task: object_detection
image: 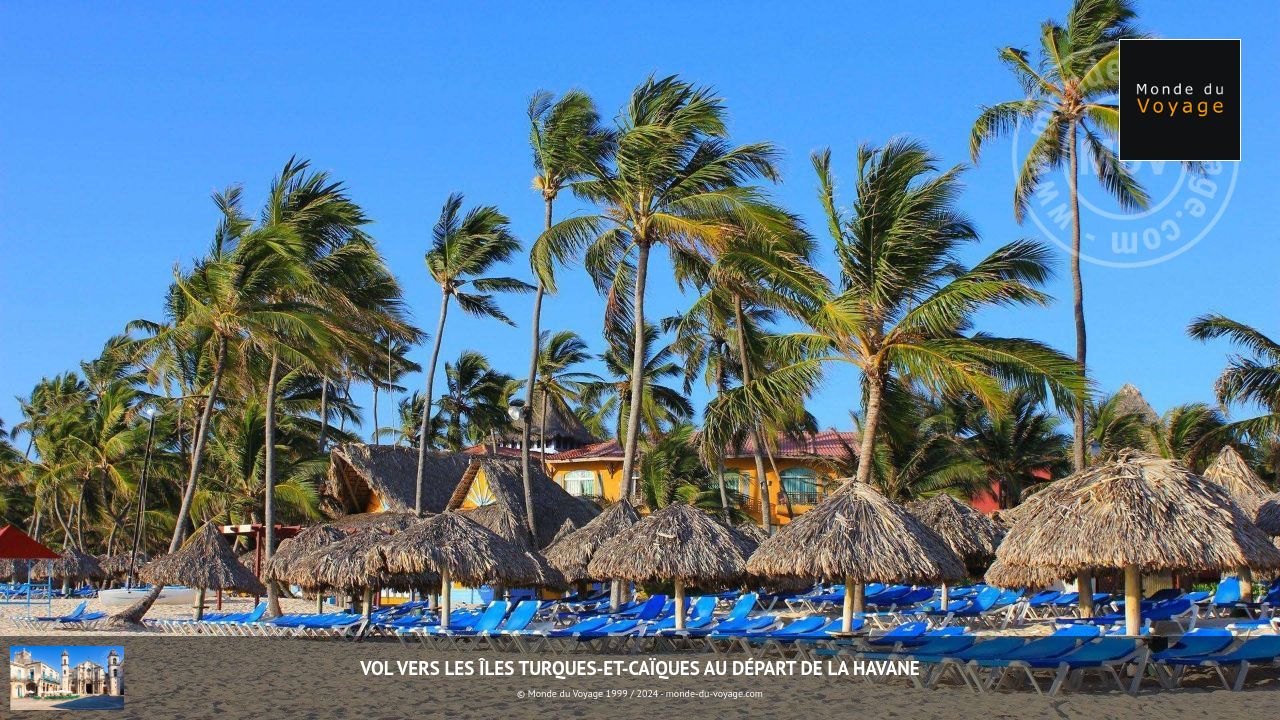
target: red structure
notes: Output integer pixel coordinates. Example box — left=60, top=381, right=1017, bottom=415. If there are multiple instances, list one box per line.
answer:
left=218, top=523, right=302, bottom=609
left=0, top=525, right=59, bottom=560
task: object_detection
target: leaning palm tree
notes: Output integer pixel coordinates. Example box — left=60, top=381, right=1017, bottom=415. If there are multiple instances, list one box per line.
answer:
left=534, top=75, right=786, bottom=500
left=971, top=0, right=1147, bottom=471
left=705, top=139, right=1087, bottom=493
left=1188, top=314, right=1280, bottom=441
left=414, top=194, right=532, bottom=514
left=520, top=90, right=613, bottom=538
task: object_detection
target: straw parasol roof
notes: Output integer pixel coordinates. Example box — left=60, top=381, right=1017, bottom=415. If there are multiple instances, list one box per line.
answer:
left=367, top=511, right=541, bottom=587
left=543, top=500, right=640, bottom=583
left=100, top=552, right=149, bottom=580
left=140, top=523, right=266, bottom=594
left=985, top=557, right=1073, bottom=589
left=0, top=558, right=28, bottom=581
left=587, top=503, right=751, bottom=586
left=262, top=523, right=347, bottom=584
left=990, top=451, right=1280, bottom=582
left=549, top=518, right=580, bottom=544
left=907, top=493, right=1004, bottom=563
left=329, top=511, right=420, bottom=532
left=468, top=503, right=537, bottom=550
left=31, top=548, right=106, bottom=581
left=1256, top=494, right=1280, bottom=536
left=288, top=528, right=438, bottom=593
left=747, top=481, right=966, bottom=584
left=1203, top=445, right=1270, bottom=517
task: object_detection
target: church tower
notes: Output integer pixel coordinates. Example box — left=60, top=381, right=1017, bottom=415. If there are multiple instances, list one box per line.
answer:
left=107, top=650, right=120, bottom=696
left=60, top=650, right=69, bottom=693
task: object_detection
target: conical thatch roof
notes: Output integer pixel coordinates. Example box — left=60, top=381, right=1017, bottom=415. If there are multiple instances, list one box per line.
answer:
left=1114, top=383, right=1159, bottom=424
left=747, top=481, right=966, bottom=584
left=587, top=503, right=751, bottom=585
left=1256, top=494, right=1280, bottom=536
left=992, top=451, right=1280, bottom=581
left=0, top=558, right=28, bottom=581
left=985, top=557, right=1072, bottom=589
left=503, top=389, right=598, bottom=445
left=367, top=511, right=540, bottom=586
left=543, top=500, right=640, bottom=583
left=468, top=503, right=537, bottom=550
left=329, top=511, right=420, bottom=532
left=1203, top=446, right=1270, bottom=517
left=262, top=524, right=347, bottom=584
left=468, top=457, right=600, bottom=548
left=31, top=548, right=106, bottom=581
left=550, top=518, right=580, bottom=544
left=139, top=523, right=266, bottom=593
left=101, top=552, right=149, bottom=579
left=907, top=494, right=1004, bottom=563
left=288, top=528, right=438, bottom=593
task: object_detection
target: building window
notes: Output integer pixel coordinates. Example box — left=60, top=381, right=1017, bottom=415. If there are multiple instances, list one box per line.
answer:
left=720, top=471, right=749, bottom=495
left=564, top=470, right=598, bottom=498
left=780, top=468, right=820, bottom=504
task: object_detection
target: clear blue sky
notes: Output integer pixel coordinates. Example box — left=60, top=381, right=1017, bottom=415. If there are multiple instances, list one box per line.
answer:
left=10, top=645, right=122, bottom=672
left=2, top=1, right=1277, bottom=438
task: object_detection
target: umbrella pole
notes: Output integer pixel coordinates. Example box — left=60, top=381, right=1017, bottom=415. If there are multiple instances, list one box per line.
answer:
left=610, top=578, right=621, bottom=611
left=842, top=574, right=855, bottom=632
left=1077, top=569, right=1094, bottom=618
left=1238, top=567, right=1253, bottom=602
left=674, top=580, right=686, bottom=630
left=852, top=582, right=865, bottom=614
left=1124, top=564, right=1141, bottom=637
left=440, top=567, right=451, bottom=629
left=316, top=593, right=325, bottom=614
left=940, top=582, right=950, bottom=610
left=194, top=587, right=206, bottom=621
left=362, top=587, right=373, bottom=620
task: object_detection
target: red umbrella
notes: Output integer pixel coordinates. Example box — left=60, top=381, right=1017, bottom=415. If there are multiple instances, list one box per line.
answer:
left=0, top=526, right=59, bottom=560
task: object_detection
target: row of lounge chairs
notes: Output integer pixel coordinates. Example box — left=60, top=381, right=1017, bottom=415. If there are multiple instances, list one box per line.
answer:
left=0, top=582, right=97, bottom=600
left=9, top=600, right=106, bottom=630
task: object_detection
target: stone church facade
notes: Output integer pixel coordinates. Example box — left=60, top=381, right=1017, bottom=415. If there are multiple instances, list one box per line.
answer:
left=9, top=648, right=122, bottom=699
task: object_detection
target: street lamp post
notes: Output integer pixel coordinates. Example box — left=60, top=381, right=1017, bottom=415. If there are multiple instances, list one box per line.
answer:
left=125, top=406, right=158, bottom=590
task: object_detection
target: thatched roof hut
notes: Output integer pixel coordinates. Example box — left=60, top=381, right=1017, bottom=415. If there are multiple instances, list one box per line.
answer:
left=1203, top=445, right=1270, bottom=517
left=748, top=481, right=964, bottom=628
left=291, top=528, right=439, bottom=595
left=542, top=500, right=640, bottom=583
left=31, top=548, right=106, bottom=581
left=140, top=523, right=266, bottom=596
left=588, top=503, right=752, bottom=630
left=0, top=558, right=28, bottom=582
left=502, top=389, right=598, bottom=449
left=262, top=523, right=347, bottom=584
left=366, top=511, right=541, bottom=627
left=990, top=451, right=1280, bottom=634
left=1113, top=383, right=1160, bottom=424
left=1255, top=494, right=1280, bottom=536
left=985, top=557, right=1072, bottom=589
left=549, top=518, right=580, bottom=544
left=100, top=552, right=149, bottom=580
left=907, top=494, right=1004, bottom=563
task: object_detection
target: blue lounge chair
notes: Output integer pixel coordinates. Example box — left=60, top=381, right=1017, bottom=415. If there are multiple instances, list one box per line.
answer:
left=1159, top=635, right=1280, bottom=691
left=456, top=600, right=541, bottom=650
left=964, top=626, right=1100, bottom=690
left=756, top=618, right=849, bottom=658
left=918, top=636, right=1029, bottom=689
left=509, top=616, right=610, bottom=654
left=1058, top=597, right=1197, bottom=633
left=996, top=638, right=1144, bottom=695
left=1202, top=577, right=1242, bottom=616
left=1136, top=628, right=1234, bottom=690
left=418, top=601, right=510, bottom=647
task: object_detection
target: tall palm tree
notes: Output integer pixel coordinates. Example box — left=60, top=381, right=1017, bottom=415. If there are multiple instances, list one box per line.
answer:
left=435, top=350, right=512, bottom=451
left=357, top=333, right=419, bottom=446
left=415, top=194, right=531, bottom=514
left=535, top=75, right=786, bottom=500
left=578, top=323, right=693, bottom=451
left=521, top=90, right=613, bottom=537
left=971, top=0, right=1146, bottom=471
left=1188, top=314, right=1280, bottom=440
left=706, top=139, right=1086, bottom=498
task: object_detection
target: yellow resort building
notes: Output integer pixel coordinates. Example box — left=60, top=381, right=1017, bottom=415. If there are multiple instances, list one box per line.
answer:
left=545, top=431, right=857, bottom=526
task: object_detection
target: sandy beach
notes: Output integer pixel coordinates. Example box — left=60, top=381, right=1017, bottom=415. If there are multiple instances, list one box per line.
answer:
left=3, top=598, right=1276, bottom=720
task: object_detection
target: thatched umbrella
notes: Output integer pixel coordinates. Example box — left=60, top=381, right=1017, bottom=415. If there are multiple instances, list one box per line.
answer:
left=288, top=528, right=438, bottom=619
left=990, top=451, right=1280, bottom=635
left=100, top=552, right=149, bottom=582
left=748, top=481, right=965, bottom=632
left=908, top=493, right=1005, bottom=607
left=329, top=511, right=419, bottom=532
left=262, top=523, right=347, bottom=612
left=366, top=511, right=539, bottom=628
left=0, top=558, right=28, bottom=582
left=1257, top=494, right=1280, bottom=536
left=543, top=500, right=640, bottom=584
left=549, top=518, right=580, bottom=545
left=588, top=503, right=751, bottom=630
left=140, top=523, right=266, bottom=620
left=32, top=548, right=106, bottom=589
left=1203, top=445, right=1273, bottom=599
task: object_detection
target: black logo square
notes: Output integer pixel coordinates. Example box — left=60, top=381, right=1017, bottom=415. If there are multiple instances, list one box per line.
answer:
left=1120, top=39, right=1240, bottom=161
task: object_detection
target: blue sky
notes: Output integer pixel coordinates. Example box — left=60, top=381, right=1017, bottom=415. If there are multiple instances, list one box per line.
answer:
left=2, top=1, right=1277, bottom=438
left=10, top=645, right=122, bottom=672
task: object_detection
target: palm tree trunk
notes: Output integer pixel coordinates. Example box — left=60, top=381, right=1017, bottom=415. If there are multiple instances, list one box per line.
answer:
left=1068, top=123, right=1087, bottom=473
left=618, top=242, right=651, bottom=502
left=734, top=297, right=773, bottom=531
left=415, top=291, right=450, bottom=515
left=716, top=462, right=730, bottom=523
left=317, top=376, right=329, bottom=450
left=109, top=339, right=227, bottom=626
left=263, top=351, right=283, bottom=618
left=519, top=197, right=553, bottom=541
left=855, top=372, right=884, bottom=486
left=371, top=384, right=379, bottom=446
left=764, top=444, right=793, bottom=525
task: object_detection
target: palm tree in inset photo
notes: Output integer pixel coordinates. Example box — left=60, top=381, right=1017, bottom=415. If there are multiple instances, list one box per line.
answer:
left=415, top=194, right=532, bottom=514
left=535, top=75, right=787, bottom=501
left=970, top=0, right=1146, bottom=472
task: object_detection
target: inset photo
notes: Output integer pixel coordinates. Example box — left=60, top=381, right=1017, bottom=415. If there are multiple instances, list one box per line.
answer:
left=8, top=646, right=124, bottom=711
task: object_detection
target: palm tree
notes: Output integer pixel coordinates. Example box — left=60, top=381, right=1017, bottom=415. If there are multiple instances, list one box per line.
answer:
left=708, top=140, right=1086, bottom=498
left=578, top=322, right=693, bottom=452
left=1188, top=314, right=1280, bottom=440
left=635, top=424, right=748, bottom=520
left=952, top=389, right=1071, bottom=507
left=520, top=90, right=613, bottom=537
left=357, top=333, right=419, bottom=446
left=1144, top=402, right=1228, bottom=472
left=535, top=75, right=786, bottom=501
left=435, top=350, right=512, bottom=451
left=971, top=0, right=1146, bottom=471
left=1084, top=390, right=1152, bottom=460
left=855, top=391, right=989, bottom=503
left=414, top=194, right=532, bottom=514
left=530, top=331, right=598, bottom=451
